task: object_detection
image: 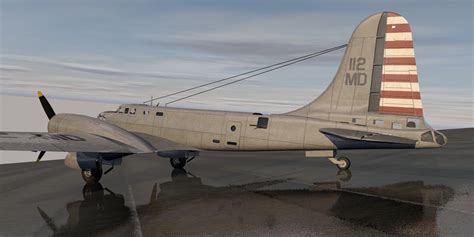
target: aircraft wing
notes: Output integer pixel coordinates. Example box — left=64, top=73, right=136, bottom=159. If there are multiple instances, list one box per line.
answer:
left=131, top=132, right=200, bottom=158
left=0, top=132, right=141, bottom=153
left=132, top=132, right=196, bottom=151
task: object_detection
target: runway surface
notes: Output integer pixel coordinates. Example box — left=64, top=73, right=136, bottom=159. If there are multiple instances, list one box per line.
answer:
left=0, top=128, right=473, bottom=236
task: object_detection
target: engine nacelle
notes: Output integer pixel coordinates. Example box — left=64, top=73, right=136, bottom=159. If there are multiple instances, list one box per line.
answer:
left=64, top=152, right=81, bottom=170
left=64, top=152, right=123, bottom=170
left=48, top=113, right=154, bottom=152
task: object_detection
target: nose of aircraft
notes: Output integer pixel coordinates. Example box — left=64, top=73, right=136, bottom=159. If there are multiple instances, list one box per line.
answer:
left=97, top=112, right=107, bottom=120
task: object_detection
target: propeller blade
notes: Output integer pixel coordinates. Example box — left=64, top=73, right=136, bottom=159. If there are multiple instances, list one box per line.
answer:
left=36, top=151, right=46, bottom=162
left=37, top=91, right=56, bottom=120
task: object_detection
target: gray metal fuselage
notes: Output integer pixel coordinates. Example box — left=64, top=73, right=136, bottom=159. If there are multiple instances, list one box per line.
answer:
left=101, top=104, right=441, bottom=152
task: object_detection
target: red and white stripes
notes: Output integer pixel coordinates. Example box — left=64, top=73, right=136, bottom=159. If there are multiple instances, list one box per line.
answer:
left=379, top=12, right=423, bottom=116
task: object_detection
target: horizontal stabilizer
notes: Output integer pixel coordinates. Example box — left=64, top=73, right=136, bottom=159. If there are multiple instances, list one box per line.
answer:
left=320, top=128, right=416, bottom=149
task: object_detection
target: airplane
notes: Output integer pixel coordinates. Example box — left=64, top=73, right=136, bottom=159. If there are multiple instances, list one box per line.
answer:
left=0, top=11, right=448, bottom=184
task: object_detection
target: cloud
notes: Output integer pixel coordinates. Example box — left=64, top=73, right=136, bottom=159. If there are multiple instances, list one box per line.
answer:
left=0, top=65, right=30, bottom=72
left=0, top=1, right=472, bottom=128
left=1, top=54, right=216, bottom=81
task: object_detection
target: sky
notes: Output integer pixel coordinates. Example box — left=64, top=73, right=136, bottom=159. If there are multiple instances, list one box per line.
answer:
left=0, top=0, right=473, bottom=128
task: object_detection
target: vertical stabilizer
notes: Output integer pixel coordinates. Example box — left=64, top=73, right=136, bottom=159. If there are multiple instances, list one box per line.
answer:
left=287, top=12, right=423, bottom=122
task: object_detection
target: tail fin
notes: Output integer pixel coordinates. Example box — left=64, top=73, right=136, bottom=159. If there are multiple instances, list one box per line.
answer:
left=287, top=12, right=423, bottom=121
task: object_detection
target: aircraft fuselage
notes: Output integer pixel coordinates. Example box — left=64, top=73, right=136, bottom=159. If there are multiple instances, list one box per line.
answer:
left=101, top=104, right=442, bottom=152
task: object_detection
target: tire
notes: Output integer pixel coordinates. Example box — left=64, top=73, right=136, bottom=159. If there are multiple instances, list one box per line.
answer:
left=170, top=158, right=187, bottom=169
left=81, top=168, right=103, bottom=184
left=336, top=156, right=351, bottom=170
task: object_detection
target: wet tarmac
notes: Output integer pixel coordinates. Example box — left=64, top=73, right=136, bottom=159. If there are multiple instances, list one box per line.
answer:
left=0, top=128, right=473, bottom=236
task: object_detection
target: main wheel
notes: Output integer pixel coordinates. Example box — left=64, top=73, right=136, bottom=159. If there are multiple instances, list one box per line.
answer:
left=170, top=158, right=187, bottom=169
left=81, top=168, right=103, bottom=184
left=336, top=156, right=351, bottom=170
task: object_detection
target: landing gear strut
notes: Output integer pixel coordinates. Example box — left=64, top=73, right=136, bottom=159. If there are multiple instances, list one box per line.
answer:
left=169, top=152, right=198, bottom=169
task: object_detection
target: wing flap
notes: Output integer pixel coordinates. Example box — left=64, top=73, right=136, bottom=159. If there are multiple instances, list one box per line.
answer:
left=0, top=132, right=140, bottom=153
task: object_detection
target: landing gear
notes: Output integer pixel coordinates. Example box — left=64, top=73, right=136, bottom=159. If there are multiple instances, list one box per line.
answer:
left=170, top=158, right=187, bottom=169
left=336, top=156, right=351, bottom=170
left=328, top=156, right=351, bottom=170
left=81, top=168, right=103, bottom=184
left=305, top=150, right=351, bottom=171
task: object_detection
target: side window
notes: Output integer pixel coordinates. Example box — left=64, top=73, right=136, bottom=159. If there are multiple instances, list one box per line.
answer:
left=373, top=119, right=384, bottom=127
left=421, top=131, right=434, bottom=142
left=124, top=108, right=129, bottom=114
left=352, top=118, right=362, bottom=124
left=156, top=112, right=164, bottom=116
left=392, top=122, right=402, bottom=129
left=130, top=108, right=136, bottom=115
left=143, top=110, right=149, bottom=115
left=257, top=117, right=269, bottom=129
left=407, top=118, right=420, bottom=128
left=118, top=107, right=125, bottom=113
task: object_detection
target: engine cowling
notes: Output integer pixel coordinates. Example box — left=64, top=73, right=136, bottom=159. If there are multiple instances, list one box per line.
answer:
left=48, top=113, right=155, bottom=152
left=64, top=152, right=81, bottom=170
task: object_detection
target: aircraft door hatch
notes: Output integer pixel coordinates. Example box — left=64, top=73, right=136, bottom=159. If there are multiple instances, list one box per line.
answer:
left=225, top=121, right=241, bottom=148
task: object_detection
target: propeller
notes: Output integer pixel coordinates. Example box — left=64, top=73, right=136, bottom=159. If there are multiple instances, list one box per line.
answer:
left=36, top=91, right=55, bottom=162
left=38, top=91, right=56, bottom=120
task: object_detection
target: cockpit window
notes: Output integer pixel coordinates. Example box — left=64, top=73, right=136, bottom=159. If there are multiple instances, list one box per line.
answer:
left=124, top=108, right=129, bottom=114
left=130, top=108, right=136, bottom=115
left=117, top=107, right=125, bottom=113
left=434, top=131, right=446, bottom=145
left=421, top=131, right=434, bottom=142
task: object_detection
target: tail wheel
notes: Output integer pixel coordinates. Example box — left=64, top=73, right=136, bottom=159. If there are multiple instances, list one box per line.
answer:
left=81, top=168, right=103, bottom=184
left=336, top=156, right=351, bottom=170
left=170, top=158, right=187, bottom=169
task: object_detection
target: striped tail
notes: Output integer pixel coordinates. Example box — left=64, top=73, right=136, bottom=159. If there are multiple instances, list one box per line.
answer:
left=287, top=11, right=425, bottom=123
left=379, top=12, right=422, bottom=116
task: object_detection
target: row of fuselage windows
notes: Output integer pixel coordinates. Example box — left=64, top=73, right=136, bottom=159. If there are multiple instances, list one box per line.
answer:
left=117, top=107, right=164, bottom=117
left=117, top=107, right=270, bottom=128
left=117, top=107, right=270, bottom=129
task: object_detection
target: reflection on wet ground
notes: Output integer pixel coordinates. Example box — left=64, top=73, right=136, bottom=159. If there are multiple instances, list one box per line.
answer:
left=36, top=183, right=133, bottom=236
left=34, top=169, right=458, bottom=236
left=0, top=128, right=473, bottom=236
